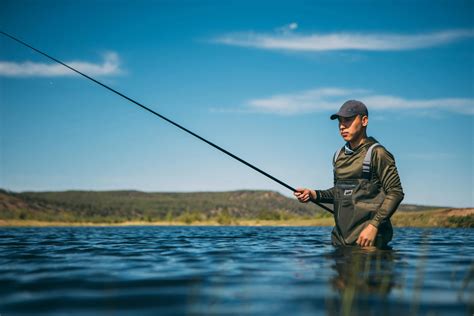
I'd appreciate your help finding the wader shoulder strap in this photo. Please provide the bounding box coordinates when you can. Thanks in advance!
[332,146,344,184]
[333,146,344,168]
[362,143,380,179]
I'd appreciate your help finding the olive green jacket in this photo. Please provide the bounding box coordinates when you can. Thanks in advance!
[316,137,404,229]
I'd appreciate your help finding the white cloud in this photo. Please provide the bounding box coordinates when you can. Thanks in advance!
[214,28,474,52]
[275,22,298,34]
[246,87,474,115]
[0,52,121,77]
[362,95,474,114]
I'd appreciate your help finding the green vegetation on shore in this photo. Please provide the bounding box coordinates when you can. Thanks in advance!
[0,189,328,223]
[0,189,472,227]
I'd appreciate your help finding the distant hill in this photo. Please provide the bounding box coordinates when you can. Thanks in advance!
[0,189,329,223]
[0,188,451,225]
[396,204,448,212]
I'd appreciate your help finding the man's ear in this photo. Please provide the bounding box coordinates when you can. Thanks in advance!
[361,115,369,127]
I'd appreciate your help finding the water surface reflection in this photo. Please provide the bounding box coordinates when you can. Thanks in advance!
[0,226,471,315]
[326,246,398,315]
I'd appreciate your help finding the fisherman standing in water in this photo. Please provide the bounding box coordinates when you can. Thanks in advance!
[0,33,404,248]
[294,100,404,248]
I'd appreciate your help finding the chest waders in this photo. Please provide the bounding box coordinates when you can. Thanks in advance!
[331,143,393,247]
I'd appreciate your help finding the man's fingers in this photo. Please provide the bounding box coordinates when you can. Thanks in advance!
[359,238,375,247]
[295,192,308,203]
[294,189,315,203]
[358,237,367,247]
[294,189,307,198]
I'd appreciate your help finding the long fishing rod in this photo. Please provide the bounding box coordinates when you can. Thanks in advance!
[0,30,333,214]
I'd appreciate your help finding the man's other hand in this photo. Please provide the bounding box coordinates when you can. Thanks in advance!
[294,188,316,203]
[356,224,378,247]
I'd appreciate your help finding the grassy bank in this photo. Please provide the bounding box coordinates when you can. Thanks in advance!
[1,208,472,228]
[0,217,336,227]
[391,208,474,228]
[1,189,472,228]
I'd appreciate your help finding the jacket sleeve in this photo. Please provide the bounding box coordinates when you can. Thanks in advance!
[315,187,335,204]
[369,146,404,228]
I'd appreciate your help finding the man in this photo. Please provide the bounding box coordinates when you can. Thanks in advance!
[294,100,404,248]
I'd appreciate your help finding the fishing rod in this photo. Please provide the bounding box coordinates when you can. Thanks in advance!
[0,30,333,214]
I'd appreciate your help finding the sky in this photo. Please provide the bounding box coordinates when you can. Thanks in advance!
[0,0,473,208]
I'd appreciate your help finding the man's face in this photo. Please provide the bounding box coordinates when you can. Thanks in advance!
[338,115,368,142]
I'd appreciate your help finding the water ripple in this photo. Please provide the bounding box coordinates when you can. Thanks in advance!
[0,226,472,315]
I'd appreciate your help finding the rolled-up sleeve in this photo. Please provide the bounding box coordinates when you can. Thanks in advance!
[369,147,404,228]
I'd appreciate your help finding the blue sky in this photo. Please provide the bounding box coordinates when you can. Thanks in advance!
[0,0,473,207]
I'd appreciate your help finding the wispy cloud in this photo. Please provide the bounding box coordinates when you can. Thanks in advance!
[275,22,299,34]
[0,52,121,77]
[214,26,474,52]
[246,87,474,115]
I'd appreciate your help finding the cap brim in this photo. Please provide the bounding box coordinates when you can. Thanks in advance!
[330,112,361,120]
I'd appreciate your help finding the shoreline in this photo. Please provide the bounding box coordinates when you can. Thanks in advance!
[0,218,335,227]
[1,208,472,228]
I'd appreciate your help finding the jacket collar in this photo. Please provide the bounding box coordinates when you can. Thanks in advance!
[344,136,377,155]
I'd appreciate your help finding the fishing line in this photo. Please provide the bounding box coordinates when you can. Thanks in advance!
[0,30,333,214]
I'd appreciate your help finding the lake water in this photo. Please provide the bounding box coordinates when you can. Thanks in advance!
[0,226,472,315]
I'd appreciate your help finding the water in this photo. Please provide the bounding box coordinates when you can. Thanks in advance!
[0,226,472,315]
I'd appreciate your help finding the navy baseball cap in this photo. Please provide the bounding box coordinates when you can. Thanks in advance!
[330,100,368,120]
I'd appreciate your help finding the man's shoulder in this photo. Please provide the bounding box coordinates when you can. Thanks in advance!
[371,144,396,162]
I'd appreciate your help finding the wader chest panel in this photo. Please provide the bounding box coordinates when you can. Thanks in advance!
[332,143,392,246]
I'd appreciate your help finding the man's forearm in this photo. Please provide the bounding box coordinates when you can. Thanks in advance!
[315,188,335,204]
[369,190,404,228]
[369,147,405,227]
